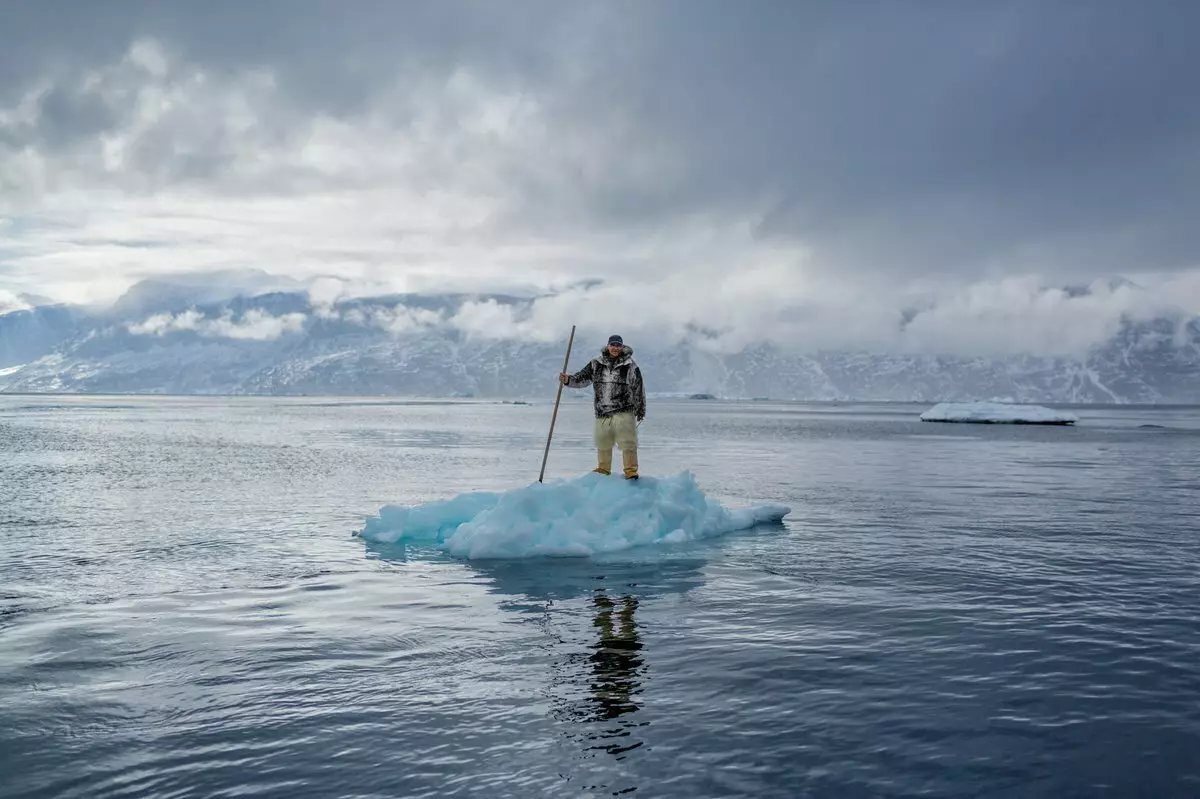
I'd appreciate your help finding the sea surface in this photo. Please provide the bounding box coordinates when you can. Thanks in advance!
[2,394,1199,798]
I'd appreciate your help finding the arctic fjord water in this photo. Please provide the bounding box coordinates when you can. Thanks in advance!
[2,395,1199,798]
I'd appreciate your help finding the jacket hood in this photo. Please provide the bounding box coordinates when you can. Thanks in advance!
[600,344,633,362]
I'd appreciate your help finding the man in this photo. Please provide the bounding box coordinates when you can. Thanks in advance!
[560,334,646,479]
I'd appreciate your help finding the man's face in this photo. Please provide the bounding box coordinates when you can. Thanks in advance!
[607,343,623,356]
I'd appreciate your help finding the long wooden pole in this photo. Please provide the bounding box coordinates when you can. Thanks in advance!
[539,324,576,483]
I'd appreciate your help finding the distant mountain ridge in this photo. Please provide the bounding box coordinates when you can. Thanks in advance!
[2,278,1199,403]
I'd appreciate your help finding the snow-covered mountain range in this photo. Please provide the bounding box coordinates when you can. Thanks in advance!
[2,277,1199,403]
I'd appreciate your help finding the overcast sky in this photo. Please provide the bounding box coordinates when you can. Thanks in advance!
[3,0,1200,355]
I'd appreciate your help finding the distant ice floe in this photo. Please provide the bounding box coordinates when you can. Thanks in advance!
[920,401,1079,425]
[357,471,790,559]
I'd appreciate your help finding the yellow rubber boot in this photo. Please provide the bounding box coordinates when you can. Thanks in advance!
[622,447,639,479]
[594,447,612,475]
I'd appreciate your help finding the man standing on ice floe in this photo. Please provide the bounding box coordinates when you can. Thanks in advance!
[560,334,646,479]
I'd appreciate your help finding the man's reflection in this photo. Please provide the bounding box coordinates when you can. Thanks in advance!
[582,590,646,758]
[360,545,714,795]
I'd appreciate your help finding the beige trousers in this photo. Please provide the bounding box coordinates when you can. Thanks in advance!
[594,412,639,477]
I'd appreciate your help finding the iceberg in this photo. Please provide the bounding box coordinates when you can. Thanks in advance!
[357,471,790,559]
[919,401,1079,425]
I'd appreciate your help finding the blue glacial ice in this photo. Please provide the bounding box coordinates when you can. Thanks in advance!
[357,471,790,559]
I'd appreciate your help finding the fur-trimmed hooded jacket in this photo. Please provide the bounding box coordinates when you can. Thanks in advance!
[566,345,647,420]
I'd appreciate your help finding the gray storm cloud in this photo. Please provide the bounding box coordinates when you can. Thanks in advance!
[2,0,1200,357]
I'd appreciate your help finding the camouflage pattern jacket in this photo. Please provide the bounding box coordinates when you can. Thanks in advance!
[566,345,647,420]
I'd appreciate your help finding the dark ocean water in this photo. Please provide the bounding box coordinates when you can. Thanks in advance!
[2,394,1198,798]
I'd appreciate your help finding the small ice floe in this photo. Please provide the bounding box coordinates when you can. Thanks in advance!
[356,471,790,559]
[919,401,1079,426]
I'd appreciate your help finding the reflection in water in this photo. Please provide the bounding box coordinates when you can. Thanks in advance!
[473,556,712,796]
[582,591,646,757]
[362,545,712,795]
[547,587,649,796]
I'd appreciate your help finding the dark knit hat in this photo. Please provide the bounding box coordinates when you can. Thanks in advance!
[607,334,623,346]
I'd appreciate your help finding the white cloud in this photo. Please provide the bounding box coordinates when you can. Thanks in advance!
[127,308,306,340]
[0,289,33,315]
[127,309,205,335]
[0,38,612,305]
[307,276,348,319]
[431,267,1200,359]
[359,305,444,335]
[208,309,307,340]
[4,35,1200,361]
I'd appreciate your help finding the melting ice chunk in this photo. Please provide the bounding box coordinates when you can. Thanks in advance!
[357,471,790,559]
